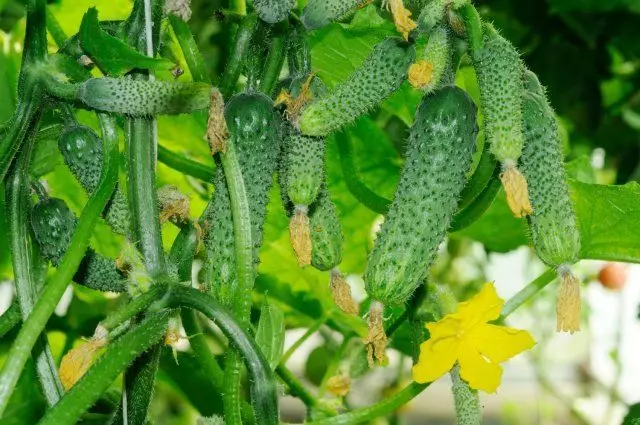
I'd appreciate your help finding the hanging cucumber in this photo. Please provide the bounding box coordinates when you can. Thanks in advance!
[408,25,451,92]
[253,0,296,24]
[473,26,531,217]
[58,124,130,235]
[30,197,126,293]
[201,92,281,303]
[297,38,415,137]
[363,86,478,365]
[301,0,367,30]
[418,0,468,31]
[78,77,211,116]
[309,188,358,316]
[520,70,581,334]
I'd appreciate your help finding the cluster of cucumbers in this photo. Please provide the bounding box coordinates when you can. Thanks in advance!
[32,0,580,362]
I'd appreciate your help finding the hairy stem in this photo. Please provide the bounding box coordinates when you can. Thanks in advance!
[220,13,257,98]
[169,14,209,83]
[0,302,20,338]
[260,26,288,96]
[499,269,557,321]
[459,4,484,55]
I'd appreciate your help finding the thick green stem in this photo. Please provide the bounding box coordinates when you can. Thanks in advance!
[0,113,119,416]
[276,365,338,416]
[0,302,20,338]
[219,138,255,424]
[450,176,501,232]
[459,4,483,55]
[45,6,68,47]
[168,14,209,84]
[180,309,225,386]
[6,116,65,407]
[499,269,557,321]
[260,27,288,97]
[38,311,171,425]
[450,365,481,425]
[220,14,257,98]
[99,283,167,334]
[158,145,214,183]
[161,284,279,425]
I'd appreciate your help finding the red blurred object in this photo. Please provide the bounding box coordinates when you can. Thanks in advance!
[598,263,628,290]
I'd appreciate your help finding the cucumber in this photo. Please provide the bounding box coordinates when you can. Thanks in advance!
[418,0,467,31]
[301,0,365,30]
[31,197,126,292]
[253,0,296,24]
[520,71,581,333]
[409,25,451,92]
[363,86,477,364]
[364,86,477,306]
[58,124,130,234]
[298,38,415,136]
[78,78,211,116]
[168,221,200,282]
[473,28,532,217]
[201,92,281,302]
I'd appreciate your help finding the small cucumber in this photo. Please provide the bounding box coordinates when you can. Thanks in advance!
[520,73,580,268]
[418,0,467,31]
[301,0,365,30]
[78,78,211,116]
[473,29,524,164]
[364,86,478,306]
[58,124,130,234]
[409,25,451,92]
[309,188,343,272]
[31,197,126,292]
[298,38,415,137]
[253,0,296,24]
[201,92,281,302]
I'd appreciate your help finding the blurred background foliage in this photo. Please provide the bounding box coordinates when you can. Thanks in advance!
[1,0,640,424]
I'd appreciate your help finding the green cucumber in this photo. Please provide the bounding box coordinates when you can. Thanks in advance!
[364,86,478,306]
[31,197,126,293]
[309,188,343,272]
[298,38,415,137]
[418,0,467,31]
[58,124,130,234]
[254,0,296,24]
[301,0,364,30]
[201,92,281,302]
[520,73,580,268]
[168,221,200,282]
[409,25,451,93]
[473,29,524,163]
[78,77,211,116]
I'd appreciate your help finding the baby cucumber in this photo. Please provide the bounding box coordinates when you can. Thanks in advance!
[409,25,451,92]
[365,86,478,306]
[78,78,211,116]
[520,71,581,333]
[253,0,296,24]
[309,188,342,272]
[418,0,467,31]
[202,92,281,302]
[301,0,365,30]
[58,124,130,234]
[31,197,125,292]
[298,38,415,137]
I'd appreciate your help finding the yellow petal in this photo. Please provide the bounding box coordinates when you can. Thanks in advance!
[412,335,458,384]
[425,315,460,339]
[457,340,502,393]
[469,323,535,363]
[454,283,504,327]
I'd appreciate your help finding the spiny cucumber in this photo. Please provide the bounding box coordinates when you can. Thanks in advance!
[418,0,467,31]
[408,25,451,93]
[78,78,211,116]
[30,197,126,292]
[520,71,581,333]
[201,92,281,303]
[301,0,366,30]
[363,86,477,364]
[298,38,415,137]
[58,124,130,234]
[473,28,531,217]
[253,0,296,24]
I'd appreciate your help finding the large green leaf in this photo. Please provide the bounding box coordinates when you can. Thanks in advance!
[79,7,174,75]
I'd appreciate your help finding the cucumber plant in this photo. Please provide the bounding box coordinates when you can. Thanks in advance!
[0,0,625,424]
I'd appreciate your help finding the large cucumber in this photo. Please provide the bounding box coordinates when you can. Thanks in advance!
[201,92,281,303]
[30,197,126,293]
[363,86,477,364]
[301,0,365,30]
[520,71,581,333]
[253,0,296,24]
[298,38,415,137]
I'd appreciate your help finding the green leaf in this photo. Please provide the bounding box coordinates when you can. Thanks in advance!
[622,403,640,425]
[79,7,173,75]
[255,301,286,370]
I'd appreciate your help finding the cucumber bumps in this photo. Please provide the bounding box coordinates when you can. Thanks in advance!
[408,25,451,92]
[253,0,295,24]
[520,71,581,333]
[301,0,367,30]
[298,38,415,137]
[473,28,532,218]
[31,197,126,293]
[364,86,478,365]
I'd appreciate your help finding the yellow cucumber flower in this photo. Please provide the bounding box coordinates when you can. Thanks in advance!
[412,283,535,393]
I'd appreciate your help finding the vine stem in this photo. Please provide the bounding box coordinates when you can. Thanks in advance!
[498,268,557,321]
[219,135,255,425]
[220,14,257,98]
[157,145,214,182]
[168,14,209,84]
[0,302,20,338]
[0,113,119,416]
[280,315,328,364]
[230,0,247,16]
[459,3,484,55]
